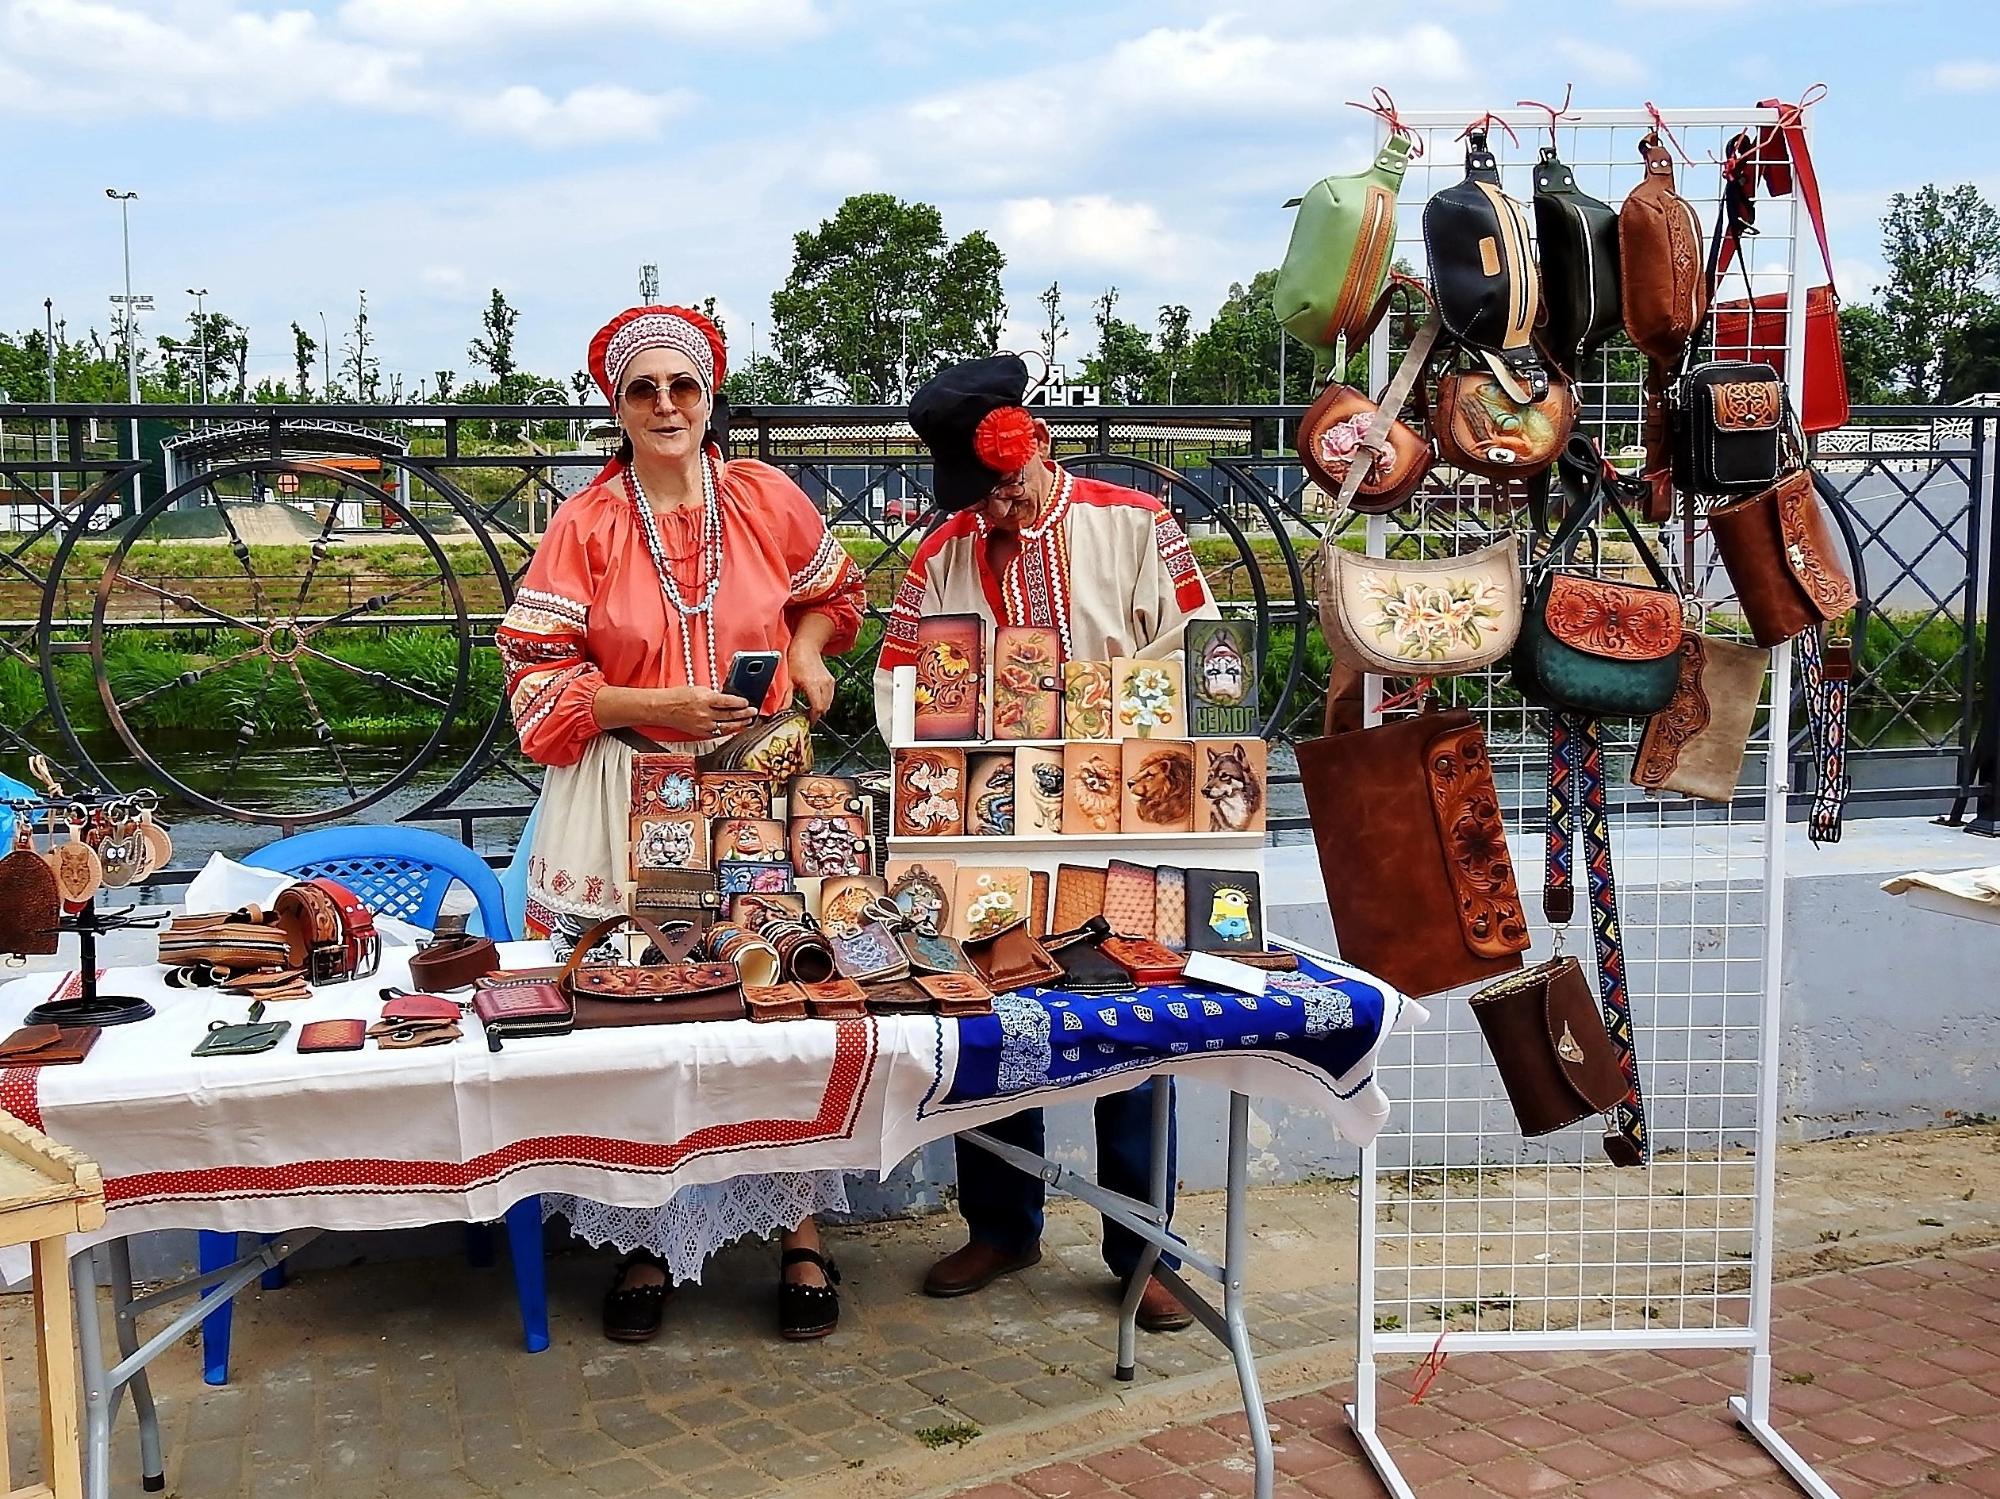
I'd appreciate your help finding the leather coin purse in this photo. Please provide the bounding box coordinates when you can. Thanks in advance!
[380,991,464,1024]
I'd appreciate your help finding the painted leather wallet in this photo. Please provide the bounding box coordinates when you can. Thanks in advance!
[296,1019,367,1054]
[830,921,909,985]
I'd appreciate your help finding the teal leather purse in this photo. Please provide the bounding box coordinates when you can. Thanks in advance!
[1510,437,1683,718]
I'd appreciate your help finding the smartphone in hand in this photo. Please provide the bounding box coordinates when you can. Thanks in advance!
[722,650,782,709]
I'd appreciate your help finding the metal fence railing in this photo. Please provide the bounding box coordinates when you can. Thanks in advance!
[1,400,1992,842]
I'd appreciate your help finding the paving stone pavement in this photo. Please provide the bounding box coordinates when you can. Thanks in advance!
[2,1157,1998,1498]
[965,1246,2000,1499]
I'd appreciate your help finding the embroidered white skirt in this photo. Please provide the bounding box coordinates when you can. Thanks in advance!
[526,731,851,1284]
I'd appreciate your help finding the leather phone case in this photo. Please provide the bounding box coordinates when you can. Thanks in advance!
[1103,860,1158,940]
[892,748,966,837]
[991,625,1064,739]
[1052,864,1107,931]
[913,613,986,740]
[0,1023,100,1066]
[297,1019,367,1054]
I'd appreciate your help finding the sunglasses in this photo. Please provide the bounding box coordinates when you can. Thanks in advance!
[621,373,706,410]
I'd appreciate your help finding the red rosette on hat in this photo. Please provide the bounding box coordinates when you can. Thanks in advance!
[972,405,1038,475]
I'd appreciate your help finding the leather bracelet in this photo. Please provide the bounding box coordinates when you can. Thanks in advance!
[409,933,500,992]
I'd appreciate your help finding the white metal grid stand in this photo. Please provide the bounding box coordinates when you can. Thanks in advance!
[1341,104,1838,1498]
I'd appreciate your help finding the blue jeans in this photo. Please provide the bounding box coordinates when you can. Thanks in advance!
[955,1078,1178,1281]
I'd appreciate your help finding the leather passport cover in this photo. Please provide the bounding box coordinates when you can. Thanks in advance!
[965,752,1017,835]
[1186,618,1259,736]
[1113,656,1184,739]
[1186,867,1265,954]
[1120,739,1196,833]
[953,866,1032,941]
[1052,864,1107,930]
[712,818,788,864]
[1015,746,1065,834]
[892,748,966,836]
[1062,660,1114,740]
[1103,860,1158,939]
[1154,866,1188,951]
[1197,739,1268,833]
[1060,742,1123,834]
[0,1023,100,1066]
[913,613,986,740]
[787,775,867,818]
[630,813,708,874]
[631,753,699,817]
[789,813,872,877]
[297,1019,367,1054]
[818,875,887,934]
[800,978,869,1020]
[992,625,1063,739]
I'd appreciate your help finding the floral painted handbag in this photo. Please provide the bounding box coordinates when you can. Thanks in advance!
[1318,538,1522,677]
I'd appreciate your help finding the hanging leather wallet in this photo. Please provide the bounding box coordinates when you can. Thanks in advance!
[297,1019,367,1054]
[1470,956,1628,1138]
[800,978,869,1020]
[964,919,1064,994]
[0,1023,101,1066]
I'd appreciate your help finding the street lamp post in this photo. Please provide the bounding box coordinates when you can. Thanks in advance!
[104,189,143,510]
[186,288,210,405]
[43,298,59,506]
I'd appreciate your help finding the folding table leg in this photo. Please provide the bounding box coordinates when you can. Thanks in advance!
[1115,1078,1175,1382]
[1223,1092,1274,1499]
[70,1247,112,1499]
[106,1238,166,1491]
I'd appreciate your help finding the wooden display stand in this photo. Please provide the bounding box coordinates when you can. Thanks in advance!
[0,1115,104,1499]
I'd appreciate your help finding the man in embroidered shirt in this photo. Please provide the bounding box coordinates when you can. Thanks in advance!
[876,353,1218,1333]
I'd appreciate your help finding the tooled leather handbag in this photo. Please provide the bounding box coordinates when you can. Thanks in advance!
[560,913,746,1025]
[1424,359,1576,483]
[0,824,62,957]
[1318,538,1523,678]
[1620,130,1711,521]
[695,708,814,779]
[1707,467,1859,647]
[1422,124,1549,402]
[1531,143,1622,379]
[1294,277,1441,516]
[1298,703,1529,1000]
[1631,632,1769,804]
[1470,956,1630,1141]
[1509,437,1684,719]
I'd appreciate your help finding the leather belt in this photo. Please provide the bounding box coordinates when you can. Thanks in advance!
[409,933,500,992]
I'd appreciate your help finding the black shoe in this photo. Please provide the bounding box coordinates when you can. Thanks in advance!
[602,1249,672,1343]
[778,1247,841,1341]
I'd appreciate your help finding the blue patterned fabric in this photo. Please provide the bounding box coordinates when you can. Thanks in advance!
[932,950,1393,1116]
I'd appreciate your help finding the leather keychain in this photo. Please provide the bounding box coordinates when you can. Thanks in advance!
[46,804,104,908]
[136,798,174,872]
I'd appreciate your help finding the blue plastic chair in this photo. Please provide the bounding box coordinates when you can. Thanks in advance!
[196,826,546,1386]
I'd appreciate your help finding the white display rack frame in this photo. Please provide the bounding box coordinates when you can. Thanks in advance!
[1343,103,1839,1499]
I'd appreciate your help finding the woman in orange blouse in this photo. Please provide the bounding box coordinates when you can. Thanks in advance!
[498,304,864,1343]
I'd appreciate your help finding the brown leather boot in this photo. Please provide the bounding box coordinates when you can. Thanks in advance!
[1134,1275,1194,1333]
[922,1240,1041,1297]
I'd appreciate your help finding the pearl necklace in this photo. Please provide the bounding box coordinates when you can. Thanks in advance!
[626,454,724,688]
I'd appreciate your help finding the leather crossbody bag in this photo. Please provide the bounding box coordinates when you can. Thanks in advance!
[1631,633,1769,804]
[1509,437,1684,719]
[1298,704,1529,1000]
[1470,956,1629,1139]
[1294,277,1440,517]
[1320,538,1522,679]
[1707,467,1859,647]
[1423,125,1547,401]
[1425,360,1575,483]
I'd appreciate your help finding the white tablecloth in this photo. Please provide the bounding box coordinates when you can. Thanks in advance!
[0,939,1419,1263]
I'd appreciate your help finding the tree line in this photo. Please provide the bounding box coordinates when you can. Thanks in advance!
[2,182,1996,411]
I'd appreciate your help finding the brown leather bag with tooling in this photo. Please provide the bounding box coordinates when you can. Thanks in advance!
[1619,122,1710,521]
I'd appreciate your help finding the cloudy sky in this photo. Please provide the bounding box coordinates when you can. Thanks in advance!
[3,0,1993,392]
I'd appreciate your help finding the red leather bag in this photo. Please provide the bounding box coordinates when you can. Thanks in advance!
[1711,91,1849,435]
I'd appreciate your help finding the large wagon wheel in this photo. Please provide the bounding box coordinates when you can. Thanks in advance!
[80,459,477,825]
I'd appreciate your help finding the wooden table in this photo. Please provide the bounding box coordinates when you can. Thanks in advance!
[0,1114,104,1499]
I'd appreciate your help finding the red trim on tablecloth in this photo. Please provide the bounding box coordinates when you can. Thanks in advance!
[102,1018,881,1209]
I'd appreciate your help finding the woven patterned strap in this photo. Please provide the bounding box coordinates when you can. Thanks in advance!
[1545,711,1648,1166]
[1794,628,1850,845]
